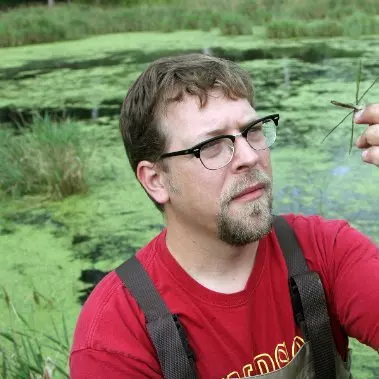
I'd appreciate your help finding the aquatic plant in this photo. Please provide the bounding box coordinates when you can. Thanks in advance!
[0,287,69,378]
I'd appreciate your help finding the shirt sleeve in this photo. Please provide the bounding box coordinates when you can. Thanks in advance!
[70,348,163,379]
[328,221,379,350]
[69,272,164,378]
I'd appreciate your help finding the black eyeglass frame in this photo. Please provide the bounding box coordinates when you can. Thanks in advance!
[159,113,280,163]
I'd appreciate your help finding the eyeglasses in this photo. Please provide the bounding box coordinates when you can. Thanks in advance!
[160,114,279,170]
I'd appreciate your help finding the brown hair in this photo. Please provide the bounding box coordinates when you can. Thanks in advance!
[119,53,254,211]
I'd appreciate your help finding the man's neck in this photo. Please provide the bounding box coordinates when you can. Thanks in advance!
[165,222,259,294]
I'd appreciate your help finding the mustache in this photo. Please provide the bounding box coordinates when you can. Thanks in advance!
[222,169,272,204]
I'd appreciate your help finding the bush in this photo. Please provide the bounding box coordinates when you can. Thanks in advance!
[266,19,308,39]
[235,0,273,25]
[0,115,90,200]
[218,12,252,36]
[267,18,345,39]
[306,19,343,38]
[342,12,379,37]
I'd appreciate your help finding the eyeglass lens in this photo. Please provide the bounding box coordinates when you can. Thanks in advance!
[199,119,276,170]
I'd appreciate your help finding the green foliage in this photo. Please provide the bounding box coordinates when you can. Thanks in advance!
[1,1,379,47]
[341,12,379,37]
[0,288,69,378]
[306,19,343,38]
[267,13,379,39]
[0,4,252,47]
[266,19,309,39]
[235,0,273,25]
[0,115,90,200]
[267,19,343,39]
[218,12,252,36]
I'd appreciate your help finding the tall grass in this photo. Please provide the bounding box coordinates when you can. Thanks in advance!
[267,15,379,39]
[0,115,90,200]
[1,287,69,378]
[0,4,223,47]
[1,1,379,47]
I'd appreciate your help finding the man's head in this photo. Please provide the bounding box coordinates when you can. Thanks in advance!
[120,53,275,245]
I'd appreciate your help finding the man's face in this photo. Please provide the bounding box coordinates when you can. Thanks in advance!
[161,89,273,245]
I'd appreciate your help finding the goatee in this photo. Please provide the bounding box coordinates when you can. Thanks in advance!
[217,169,273,246]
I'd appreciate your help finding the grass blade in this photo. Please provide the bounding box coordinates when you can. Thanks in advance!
[62,313,69,349]
[10,303,31,330]
[0,332,16,344]
[1,348,7,378]
[51,316,60,343]
[321,110,354,143]
[54,363,70,378]
[26,337,43,373]
[355,59,362,105]
[20,335,30,365]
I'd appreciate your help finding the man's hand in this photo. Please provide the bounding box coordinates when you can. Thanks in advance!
[354,103,379,166]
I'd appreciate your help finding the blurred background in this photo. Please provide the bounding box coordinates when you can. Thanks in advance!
[1,0,379,377]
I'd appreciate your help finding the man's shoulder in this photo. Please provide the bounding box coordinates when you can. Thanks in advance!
[274,213,375,270]
[278,213,349,234]
[71,230,166,354]
[71,271,131,352]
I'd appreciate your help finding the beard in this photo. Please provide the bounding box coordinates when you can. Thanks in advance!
[217,169,273,246]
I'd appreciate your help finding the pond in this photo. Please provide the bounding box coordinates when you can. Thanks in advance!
[1,30,379,377]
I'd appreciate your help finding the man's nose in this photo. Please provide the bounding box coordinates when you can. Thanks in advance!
[230,135,260,171]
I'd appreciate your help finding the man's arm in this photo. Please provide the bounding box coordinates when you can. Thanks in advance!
[327,105,379,349]
[70,348,162,379]
[330,222,379,350]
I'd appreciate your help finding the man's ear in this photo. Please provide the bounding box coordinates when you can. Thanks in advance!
[136,161,169,205]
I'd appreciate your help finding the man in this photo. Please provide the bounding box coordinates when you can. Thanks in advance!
[70,54,379,378]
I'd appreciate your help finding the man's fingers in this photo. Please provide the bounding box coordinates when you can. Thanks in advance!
[354,103,379,124]
[353,102,379,167]
[361,146,379,167]
[356,124,379,148]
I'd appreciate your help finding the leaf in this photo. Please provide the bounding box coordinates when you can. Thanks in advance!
[1,348,7,379]
[62,313,69,349]
[26,337,44,372]
[54,363,70,378]
[1,286,10,309]
[0,331,16,344]
[10,303,31,329]
[21,335,31,364]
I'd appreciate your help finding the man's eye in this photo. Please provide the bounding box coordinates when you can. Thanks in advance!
[201,139,226,157]
[249,122,263,132]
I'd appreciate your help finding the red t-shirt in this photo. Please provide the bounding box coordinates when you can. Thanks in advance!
[70,214,379,378]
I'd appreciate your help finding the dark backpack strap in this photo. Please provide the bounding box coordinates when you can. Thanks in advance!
[115,255,197,379]
[273,215,337,379]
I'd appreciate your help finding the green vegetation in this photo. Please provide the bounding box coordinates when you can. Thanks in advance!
[0,115,90,199]
[1,0,379,47]
[1,8,379,378]
[1,289,69,378]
